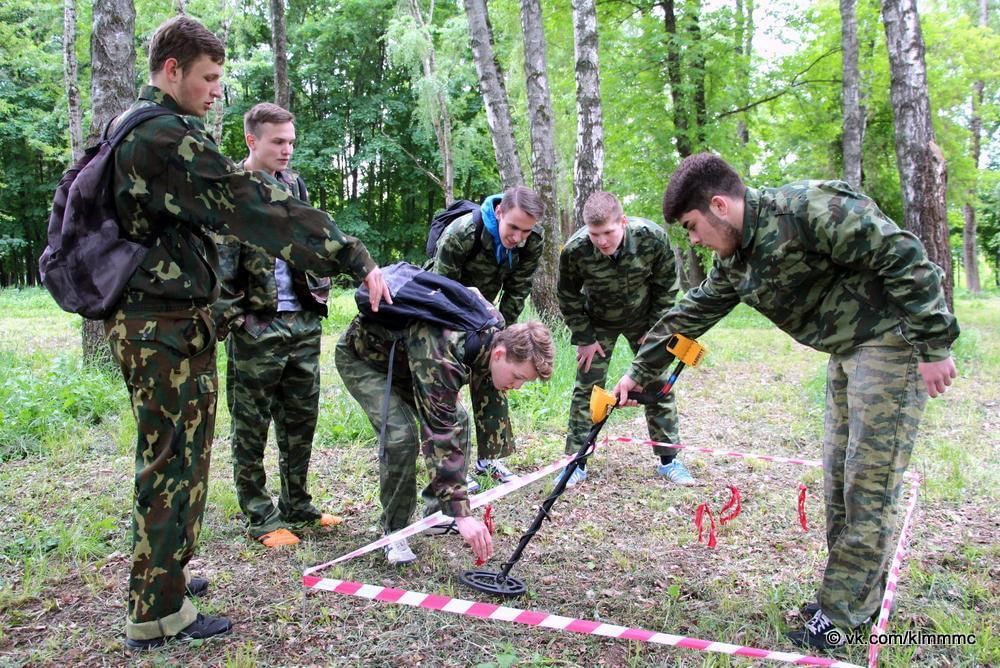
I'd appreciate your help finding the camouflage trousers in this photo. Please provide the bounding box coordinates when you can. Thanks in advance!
[818,328,927,629]
[334,327,471,533]
[566,324,678,458]
[104,306,218,640]
[227,311,323,538]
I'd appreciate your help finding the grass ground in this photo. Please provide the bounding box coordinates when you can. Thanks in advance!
[0,286,996,667]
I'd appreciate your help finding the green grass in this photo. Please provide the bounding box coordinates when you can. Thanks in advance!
[0,286,997,666]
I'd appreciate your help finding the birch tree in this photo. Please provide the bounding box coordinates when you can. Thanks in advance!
[962,0,987,293]
[83,0,135,363]
[881,0,953,309]
[841,0,865,189]
[63,0,83,162]
[520,0,561,316]
[572,0,603,230]
[463,0,523,188]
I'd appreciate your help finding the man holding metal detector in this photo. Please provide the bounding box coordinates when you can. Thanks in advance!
[557,191,695,487]
[614,153,959,650]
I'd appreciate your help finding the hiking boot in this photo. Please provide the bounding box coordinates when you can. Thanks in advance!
[657,460,697,485]
[787,609,847,650]
[559,465,588,488]
[125,613,233,650]
[317,513,343,528]
[465,473,481,495]
[475,458,518,483]
[258,528,300,548]
[384,538,417,565]
[424,519,460,536]
[186,577,208,598]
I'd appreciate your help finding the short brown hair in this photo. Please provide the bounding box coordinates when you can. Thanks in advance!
[244,103,295,137]
[492,321,554,381]
[496,185,545,222]
[582,191,623,227]
[662,153,746,223]
[149,16,225,74]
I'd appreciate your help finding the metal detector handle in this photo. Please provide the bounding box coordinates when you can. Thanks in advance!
[625,389,666,405]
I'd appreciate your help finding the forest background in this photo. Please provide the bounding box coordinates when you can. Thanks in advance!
[0,0,998,666]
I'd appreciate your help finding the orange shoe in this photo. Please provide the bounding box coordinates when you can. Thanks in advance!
[318,513,343,528]
[258,528,300,548]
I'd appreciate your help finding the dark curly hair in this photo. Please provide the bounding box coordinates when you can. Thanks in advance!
[662,153,746,223]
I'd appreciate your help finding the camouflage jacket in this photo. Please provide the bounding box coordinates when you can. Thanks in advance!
[346,316,512,518]
[430,211,543,325]
[112,86,374,311]
[214,167,331,337]
[558,217,677,344]
[630,181,960,386]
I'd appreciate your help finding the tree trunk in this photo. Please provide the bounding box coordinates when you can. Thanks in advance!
[463,0,524,188]
[962,0,986,293]
[84,0,136,365]
[64,0,84,162]
[174,0,185,13]
[881,0,953,310]
[572,0,603,230]
[841,0,865,189]
[210,3,232,142]
[271,0,290,109]
[408,0,455,204]
[520,0,561,318]
[734,0,753,149]
[660,0,691,158]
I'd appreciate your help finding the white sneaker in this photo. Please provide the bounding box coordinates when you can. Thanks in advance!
[384,538,416,565]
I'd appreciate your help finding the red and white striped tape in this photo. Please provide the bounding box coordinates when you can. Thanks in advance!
[611,436,824,467]
[303,453,573,576]
[867,473,922,668]
[303,574,863,667]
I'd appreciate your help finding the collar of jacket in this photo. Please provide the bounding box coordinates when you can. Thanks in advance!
[738,187,764,262]
[138,85,196,121]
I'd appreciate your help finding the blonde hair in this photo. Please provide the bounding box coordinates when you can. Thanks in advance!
[492,321,554,380]
[582,191,624,227]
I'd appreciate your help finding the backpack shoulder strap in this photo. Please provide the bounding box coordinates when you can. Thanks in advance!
[105,106,178,148]
[466,207,484,265]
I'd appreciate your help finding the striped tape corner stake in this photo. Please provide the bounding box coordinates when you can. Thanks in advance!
[303,574,863,668]
[867,473,921,668]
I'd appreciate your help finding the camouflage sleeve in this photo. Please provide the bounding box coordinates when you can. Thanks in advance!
[209,237,245,337]
[629,265,739,386]
[406,324,472,518]
[557,244,597,345]
[803,187,959,361]
[125,118,376,281]
[498,233,541,324]
[646,234,679,331]
[431,216,476,280]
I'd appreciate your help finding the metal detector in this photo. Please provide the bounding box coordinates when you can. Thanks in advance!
[459,334,707,598]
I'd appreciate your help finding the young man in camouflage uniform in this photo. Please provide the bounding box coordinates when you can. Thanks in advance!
[557,191,694,487]
[103,17,389,650]
[216,103,340,548]
[614,153,959,650]
[429,186,545,489]
[335,314,554,565]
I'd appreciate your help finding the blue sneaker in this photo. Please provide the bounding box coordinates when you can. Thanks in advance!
[657,460,696,485]
[559,466,588,488]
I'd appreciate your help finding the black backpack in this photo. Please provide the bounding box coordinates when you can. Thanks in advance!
[355,262,501,340]
[425,199,484,259]
[38,105,176,320]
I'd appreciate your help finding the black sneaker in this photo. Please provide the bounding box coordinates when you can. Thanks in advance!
[125,613,233,650]
[186,577,209,598]
[787,609,846,650]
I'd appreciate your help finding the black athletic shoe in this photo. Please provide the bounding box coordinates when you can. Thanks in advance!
[186,577,209,598]
[125,613,233,650]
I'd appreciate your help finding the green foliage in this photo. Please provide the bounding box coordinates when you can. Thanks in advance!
[0,351,127,461]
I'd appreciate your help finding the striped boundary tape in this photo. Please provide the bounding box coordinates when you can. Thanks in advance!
[304,436,919,666]
[302,575,863,668]
[303,453,573,577]
[867,473,922,668]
